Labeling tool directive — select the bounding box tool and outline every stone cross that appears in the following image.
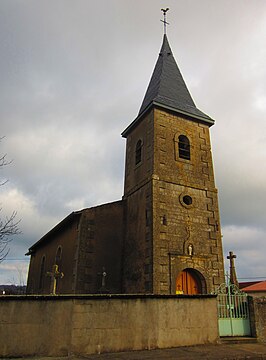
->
[227,251,239,287]
[46,264,64,295]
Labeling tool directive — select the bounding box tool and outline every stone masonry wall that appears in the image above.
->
[76,201,125,294]
[27,215,81,295]
[123,110,155,293]
[152,108,224,294]
[123,182,153,293]
[123,110,154,196]
[0,294,219,357]
[249,296,266,343]
[122,107,224,294]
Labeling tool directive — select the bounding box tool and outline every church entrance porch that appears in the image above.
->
[176,268,206,295]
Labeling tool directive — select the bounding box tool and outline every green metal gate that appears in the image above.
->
[216,282,251,337]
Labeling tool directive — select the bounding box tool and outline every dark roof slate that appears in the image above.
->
[139,35,213,123]
[25,211,82,255]
[122,35,213,137]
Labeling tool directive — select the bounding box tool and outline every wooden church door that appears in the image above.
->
[176,269,202,295]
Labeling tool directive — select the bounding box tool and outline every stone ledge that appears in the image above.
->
[0,293,217,301]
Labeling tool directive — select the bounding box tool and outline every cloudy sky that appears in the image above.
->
[0,0,266,286]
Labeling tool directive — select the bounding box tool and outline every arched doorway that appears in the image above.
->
[176,268,204,295]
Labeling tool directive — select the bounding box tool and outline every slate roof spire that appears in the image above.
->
[122,34,213,137]
[138,34,214,124]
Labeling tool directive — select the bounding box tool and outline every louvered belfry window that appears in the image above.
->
[178,135,190,160]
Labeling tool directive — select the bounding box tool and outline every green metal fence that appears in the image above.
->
[216,281,251,337]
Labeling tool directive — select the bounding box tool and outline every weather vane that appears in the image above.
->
[161,8,169,35]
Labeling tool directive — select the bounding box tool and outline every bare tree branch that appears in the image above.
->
[0,138,20,263]
[0,154,12,186]
[0,210,21,263]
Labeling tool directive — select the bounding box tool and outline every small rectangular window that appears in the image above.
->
[135,139,142,165]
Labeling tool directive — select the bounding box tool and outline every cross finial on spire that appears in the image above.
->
[161,8,169,35]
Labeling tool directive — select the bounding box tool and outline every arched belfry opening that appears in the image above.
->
[178,135,190,160]
[176,268,206,295]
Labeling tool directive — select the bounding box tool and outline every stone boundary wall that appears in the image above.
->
[0,294,218,357]
[249,296,266,343]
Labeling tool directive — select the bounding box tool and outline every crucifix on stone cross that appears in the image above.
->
[227,251,239,287]
[46,264,64,295]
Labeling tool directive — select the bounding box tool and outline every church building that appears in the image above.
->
[26,32,225,295]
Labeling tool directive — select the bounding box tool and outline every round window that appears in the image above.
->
[183,195,192,206]
[179,193,194,208]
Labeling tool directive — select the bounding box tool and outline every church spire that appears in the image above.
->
[138,34,214,125]
[122,26,214,138]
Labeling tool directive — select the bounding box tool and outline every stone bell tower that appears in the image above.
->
[121,33,224,295]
